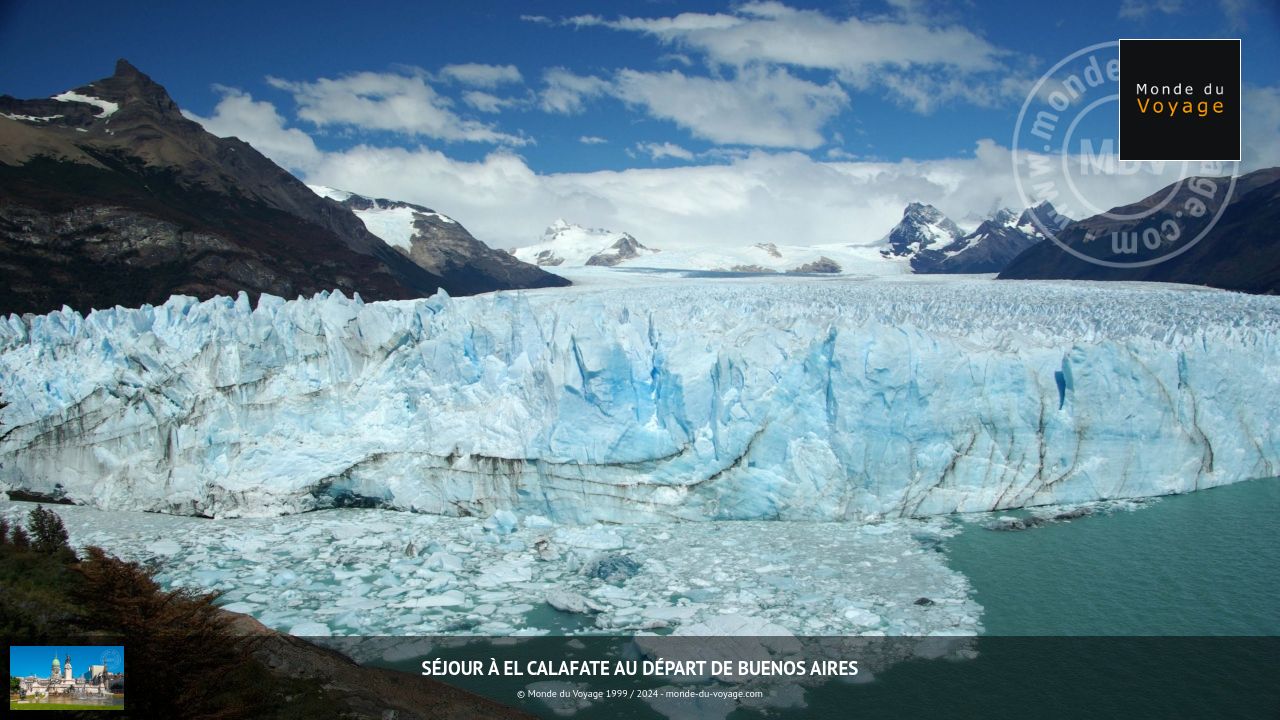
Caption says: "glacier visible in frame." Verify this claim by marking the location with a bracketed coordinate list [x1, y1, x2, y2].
[1, 277, 1278, 521]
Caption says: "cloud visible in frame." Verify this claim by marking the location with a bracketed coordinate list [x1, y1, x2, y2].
[267, 71, 528, 145]
[539, 65, 849, 149]
[634, 141, 695, 161]
[578, 135, 608, 144]
[438, 63, 523, 88]
[568, 3, 1007, 75]
[1118, 0, 1184, 19]
[613, 67, 849, 148]
[185, 89, 1279, 256]
[539, 68, 612, 114]
[182, 86, 321, 172]
[461, 90, 521, 114]
[302, 139, 1191, 254]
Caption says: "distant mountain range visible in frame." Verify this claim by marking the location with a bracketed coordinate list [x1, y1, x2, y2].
[880, 201, 1068, 274]
[512, 220, 660, 268]
[310, 186, 565, 291]
[0, 60, 563, 316]
[1000, 167, 1280, 294]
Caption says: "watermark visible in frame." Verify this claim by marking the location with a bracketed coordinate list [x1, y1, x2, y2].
[1011, 41, 1240, 268]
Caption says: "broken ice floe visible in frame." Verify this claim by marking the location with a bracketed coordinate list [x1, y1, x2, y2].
[0, 500, 980, 638]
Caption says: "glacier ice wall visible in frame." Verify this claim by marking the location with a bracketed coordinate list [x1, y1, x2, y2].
[1, 279, 1277, 520]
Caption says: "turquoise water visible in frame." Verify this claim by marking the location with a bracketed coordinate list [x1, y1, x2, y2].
[945, 478, 1280, 636]
[386, 479, 1280, 718]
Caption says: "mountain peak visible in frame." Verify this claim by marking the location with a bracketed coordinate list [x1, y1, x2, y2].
[882, 202, 962, 257]
[114, 58, 144, 79]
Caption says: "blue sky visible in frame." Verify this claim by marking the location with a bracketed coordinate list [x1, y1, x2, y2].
[9, 646, 125, 678]
[1, 1, 1277, 249]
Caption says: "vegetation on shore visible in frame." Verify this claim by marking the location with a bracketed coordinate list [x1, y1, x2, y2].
[1, 505, 349, 720]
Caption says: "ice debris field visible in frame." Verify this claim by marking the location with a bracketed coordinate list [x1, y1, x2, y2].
[0, 500, 977, 638]
[2, 277, 1279, 521]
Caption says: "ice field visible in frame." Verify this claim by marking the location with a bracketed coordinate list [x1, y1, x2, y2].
[3, 276, 1277, 520]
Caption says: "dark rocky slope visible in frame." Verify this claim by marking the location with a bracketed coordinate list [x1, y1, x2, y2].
[999, 168, 1280, 294]
[0, 60, 562, 316]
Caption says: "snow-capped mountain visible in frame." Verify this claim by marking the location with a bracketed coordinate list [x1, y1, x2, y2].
[880, 203, 965, 258]
[3, 279, 1276, 520]
[913, 202, 1069, 274]
[309, 186, 567, 291]
[516, 222, 904, 276]
[512, 220, 658, 268]
[881, 201, 1070, 274]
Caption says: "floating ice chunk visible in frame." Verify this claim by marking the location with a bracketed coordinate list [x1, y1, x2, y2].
[475, 560, 532, 587]
[146, 539, 181, 555]
[425, 551, 463, 572]
[842, 607, 882, 628]
[396, 590, 467, 608]
[533, 537, 559, 561]
[484, 510, 520, 534]
[289, 621, 331, 636]
[545, 590, 605, 615]
[523, 514, 555, 529]
[580, 553, 640, 583]
[271, 569, 298, 587]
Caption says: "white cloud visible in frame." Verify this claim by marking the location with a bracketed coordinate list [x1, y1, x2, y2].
[182, 86, 321, 172]
[613, 66, 848, 149]
[184, 89, 1279, 257]
[558, 3, 1027, 115]
[634, 141, 695, 161]
[303, 139, 1192, 254]
[578, 135, 608, 144]
[1118, 0, 1184, 19]
[439, 63, 523, 88]
[569, 3, 1006, 75]
[267, 71, 528, 145]
[540, 65, 849, 149]
[462, 90, 520, 114]
[539, 68, 612, 114]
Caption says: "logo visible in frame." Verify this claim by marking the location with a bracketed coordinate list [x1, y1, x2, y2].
[101, 648, 122, 669]
[1011, 41, 1240, 269]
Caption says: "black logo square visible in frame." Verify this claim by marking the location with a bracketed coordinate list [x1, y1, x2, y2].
[1119, 39, 1240, 161]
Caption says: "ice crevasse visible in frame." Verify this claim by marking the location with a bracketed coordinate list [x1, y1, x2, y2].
[1, 279, 1277, 521]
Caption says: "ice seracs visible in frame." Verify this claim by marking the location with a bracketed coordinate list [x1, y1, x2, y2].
[1, 278, 1277, 522]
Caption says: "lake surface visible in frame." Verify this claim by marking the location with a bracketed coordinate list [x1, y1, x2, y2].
[945, 477, 1280, 636]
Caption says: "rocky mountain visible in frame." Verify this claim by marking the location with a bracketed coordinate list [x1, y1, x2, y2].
[309, 186, 567, 291]
[999, 168, 1280, 294]
[0, 59, 562, 316]
[880, 202, 964, 258]
[915, 202, 1068, 274]
[880, 201, 1069, 274]
[512, 220, 659, 268]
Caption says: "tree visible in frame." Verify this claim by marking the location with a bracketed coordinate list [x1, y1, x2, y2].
[0, 517, 9, 544]
[9, 675, 18, 696]
[10, 525, 29, 549]
[28, 505, 74, 560]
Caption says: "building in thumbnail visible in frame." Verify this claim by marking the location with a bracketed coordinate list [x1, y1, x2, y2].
[15, 652, 119, 699]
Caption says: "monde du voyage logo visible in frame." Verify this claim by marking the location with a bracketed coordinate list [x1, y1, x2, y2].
[1012, 39, 1241, 269]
